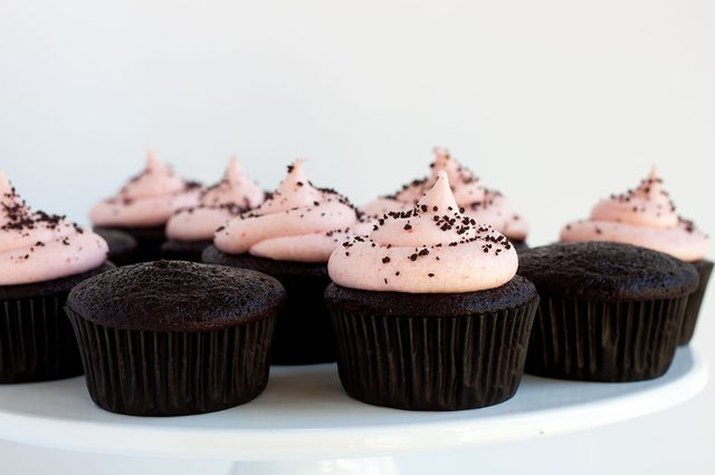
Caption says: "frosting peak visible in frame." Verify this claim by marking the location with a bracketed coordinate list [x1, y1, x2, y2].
[329, 172, 518, 293]
[590, 166, 677, 228]
[224, 156, 243, 183]
[420, 170, 460, 212]
[0, 171, 108, 285]
[561, 167, 709, 262]
[255, 160, 322, 214]
[214, 161, 359, 262]
[362, 149, 528, 241]
[198, 157, 264, 209]
[165, 157, 265, 242]
[90, 151, 202, 228]
[122, 151, 186, 200]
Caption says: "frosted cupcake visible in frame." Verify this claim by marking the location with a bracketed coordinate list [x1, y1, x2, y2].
[326, 171, 539, 410]
[560, 167, 710, 344]
[362, 148, 529, 249]
[90, 152, 202, 263]
[163, 157, 265, 261]
[0, 171, 111, 382]
[203, 160, 363, 364]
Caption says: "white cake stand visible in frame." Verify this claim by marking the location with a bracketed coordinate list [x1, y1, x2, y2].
[0, 347, 707, 475]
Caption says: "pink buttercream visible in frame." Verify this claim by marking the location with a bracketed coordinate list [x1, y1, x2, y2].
[361, 148, 528, 240]
[90, 152, 202, 228]
[0, 171, 108, 285]
[214, 160, 360, 262]
[165, 157, 265, 241]
[560, 167, 710, 262]
[329, 171, 518, 293]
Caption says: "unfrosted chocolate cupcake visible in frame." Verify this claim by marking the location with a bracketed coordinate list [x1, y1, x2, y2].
[361, 148, 529, 251]
[66, 260, 285, 416]
[162, 157, 265, 261]
[0, 171, 111, 383]
[203, 160, 365, 365]
[518, 242, 698, 382]
[90, 152, 202, 263]
[560, 167, 710, 345]
[326, 172, 539, 411]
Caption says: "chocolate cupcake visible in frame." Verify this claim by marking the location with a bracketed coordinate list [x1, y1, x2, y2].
[325, 171, 539, 411]
[203, 160, 365, 365]
[560, 167, 710, 345]
[90, 152, 202, 263]
[93, 228, 137, 266]
[66, 260, 285, 416]
[362, 148, 529, 250]
[163, 157, 265, 261]
[0, 171, 111, 383]
[518, 242, 698, 382]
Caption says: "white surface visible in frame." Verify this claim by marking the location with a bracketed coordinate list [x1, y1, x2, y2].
[1, 0, 715, 473]
[0, 348, 706, 462]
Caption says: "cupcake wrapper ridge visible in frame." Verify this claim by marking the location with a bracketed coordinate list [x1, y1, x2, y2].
[678, 259, 712, 345]
[526, 295, 688, 381]
[1, 293, 83, 383]
[328, 296, 539, 411]
[67, 308, 276, 416]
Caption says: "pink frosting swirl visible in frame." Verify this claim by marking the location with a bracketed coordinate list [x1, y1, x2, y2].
[90, 152, 202, 228]
[0, 171, 108, 285]
[560, 167, 710, 262]
[329, 171, 518, 293]
[361, 148, 528, 241]
[165, 157, 265, 241]
[214, 160, 360, 262]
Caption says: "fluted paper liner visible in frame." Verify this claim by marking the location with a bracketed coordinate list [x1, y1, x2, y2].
[67, 308, 276, 416]
[328, 298, 539, 411]
[270, 274, 335, 365]
[526, 295, 688, 381]
[679, 259, 712, 345]
[0, 293, 83, 383]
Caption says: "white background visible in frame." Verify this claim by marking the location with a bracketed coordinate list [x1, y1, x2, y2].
[1, 0, 714, 473]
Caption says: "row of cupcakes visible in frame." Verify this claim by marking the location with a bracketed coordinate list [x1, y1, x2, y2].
[88, 150, 709, 353]
[0, 151, 709, 416]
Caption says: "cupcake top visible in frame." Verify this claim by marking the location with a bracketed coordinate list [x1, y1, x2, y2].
[329, 171, 518, 293]
[560, 167, 710, 262]
[165, 157, 265, 242]
[67, 260, 286, 332]
[518, 242, 699, 301]
[214, 160, 361, 262]
[0, 171, 108, 285]
[361, 149, 528, 241]
[90, 152, 202, 228]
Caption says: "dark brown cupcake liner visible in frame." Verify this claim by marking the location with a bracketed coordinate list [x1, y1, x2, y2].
[678, 259, 712, 345]
[327, 297, 539, 411]
[67, 308, 276, 416]
[0, 263, 115, 384]
[270, 273, 335, 365]
[202, 247, 335, 365]
[0, 292, 83, 383]
[526, 295, 688, 381]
